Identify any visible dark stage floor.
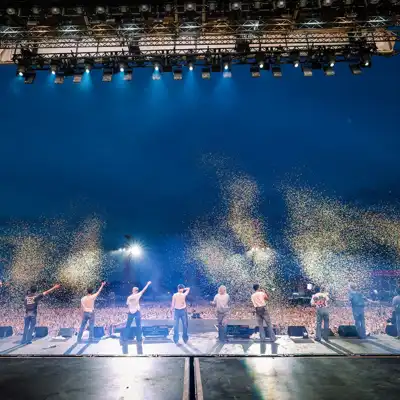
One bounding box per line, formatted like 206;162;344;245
0;356;399;400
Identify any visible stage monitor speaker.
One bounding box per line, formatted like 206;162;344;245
226;325;253;339
58;328;75;338
338;325;358;337
385;325;398;337
93;326;105;338
142;325;172;338
34;327;48;338
0;326;13;338
288;326;308;338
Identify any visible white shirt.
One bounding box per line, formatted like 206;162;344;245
127;293;142;314
172;292;188;310
251;291;267;308
81;294;98;312
214;293;230;312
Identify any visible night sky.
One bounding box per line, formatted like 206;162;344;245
0;57;399;256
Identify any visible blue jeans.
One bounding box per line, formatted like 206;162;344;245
352;307;366;339
77;312;95;341
173;308;188;343
316;307;329;340
22;315;36;343
217;311;228;341
396;311;400;337
124;311;142;342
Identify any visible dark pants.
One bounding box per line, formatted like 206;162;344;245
173;308;189;343
396;311;400;337
124;311;142;342
352;307;366;339
217;311;228;342
255;307;276;341
77;311;95;341
316;307;329;340
22;315;36;344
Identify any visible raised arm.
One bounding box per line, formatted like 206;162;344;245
93;281;106;298
139;281;152;296
43;283;61;296
184;287;190;296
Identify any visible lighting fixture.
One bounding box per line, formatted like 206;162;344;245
202;67;211;79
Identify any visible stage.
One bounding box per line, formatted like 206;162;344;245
0;320;399;399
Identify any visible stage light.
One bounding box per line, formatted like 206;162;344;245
323;66;335;76
24;72;36;84
272;66;282;78
258;61;264;69
188;63;194;71
185;2;196;11
165;3;172;12
119;62;127;72
250;65;260;78
55;73;65;84
300;0;308;6
223;62;230;71
50;61;58;75
51;7;61;15
275;0;286;8
223;69;232;78
96;6;106;14
173;68;183;80
322;0;332;6
361;53;371;67
152;72;161;80
6;8;16;15
302;65;313;77
139;4;150;12
73;71;83;83
202;67;211;79
254;1;261;8
124;69;133;81
154;63;160;72
84;61;93;73
16;65;26;77
208;1;217;11
349;64;362;75
75;7;83;14
32;7;41;14
327;53;335;67
231;2;242;11
102;68;113;82
127;244;143;258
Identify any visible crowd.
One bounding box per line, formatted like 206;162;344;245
0;299;392;337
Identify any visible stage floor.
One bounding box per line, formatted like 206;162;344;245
0;356;399;400
0;331;400;356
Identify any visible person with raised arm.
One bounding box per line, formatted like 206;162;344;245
251;284;276;342
171;284;190;344
311;287;330;342
123;281;151;343
22;283;61;344
77;281;105;343
211;285;230;342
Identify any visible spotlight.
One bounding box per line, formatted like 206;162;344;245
16;65;26;77
6;8;16;15
165;4;172;12
50;61;58;75
202;67;211;79
127;243;143;258
231;2;242;11
323;66;335;76
84;60;93;73
188;62;194;71
96;6;106;14
275;0;286;8
73;71;83;83
102;68;113;82
327;53;335;68
55;72;65;84
75;7;83;14
152;72;161;80
208;1;217;11
272;66;282;78
291;51;300;68
119;62;127;72
258;61;264;69
185;2;196;11
32;7;41;14
300;0;308;6
139;4;150;12
322;0;332;6
173;68;183;80
361;53;371;67
254;1;261;8
154;64;160;72
51;7;61;15
302;65;313;77
349;64;362;75
24;72;36;84
223;69;232;78
223;62;230;71
124;69;133;81
250;65;260;78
